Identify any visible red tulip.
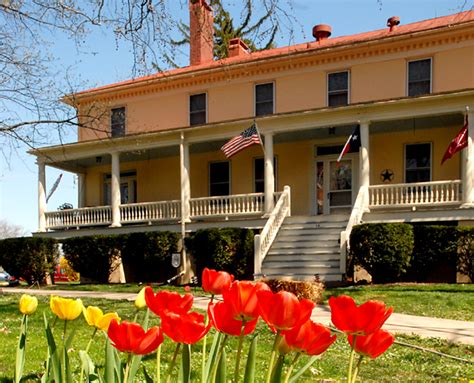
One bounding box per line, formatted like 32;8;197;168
208;301;258;336
257;290;315;331
145;287;193;317
281;320;337;356
348;329;395;359
161;311;211;344
222;280;271;321
107;319;163;355
202;268;234;295
329;295;393;335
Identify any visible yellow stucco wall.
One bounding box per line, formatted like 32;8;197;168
433;46;474;93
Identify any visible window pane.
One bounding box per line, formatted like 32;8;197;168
255;83;274;116
405;143;431;183
111;107;126;137
190;111;206;126
328;93;348;107
210;162;230;196
408;59;431;96
408;81;431;97
190;93;206;111
328;72;348;92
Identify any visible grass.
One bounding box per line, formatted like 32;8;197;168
324;283;474;321
0;294;473;382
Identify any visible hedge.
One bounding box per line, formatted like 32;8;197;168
0;237;58;285
185;228;255;281
61;232;180;283
350;223;414;283
457;227;474;282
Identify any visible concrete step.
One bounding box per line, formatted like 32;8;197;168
271;240;339;249
281;222;346;230
264;253;340;262
261;272;342;282
276;232;340;241
263;260;340;269
285;215;349;223
268;248;339;256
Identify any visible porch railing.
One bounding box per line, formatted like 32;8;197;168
120;200;181;224
190;193;265;218
254;186;291;277
45;206;112;229
369;180;462;208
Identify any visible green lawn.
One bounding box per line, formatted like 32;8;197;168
0;294;473;382
324;283;474;321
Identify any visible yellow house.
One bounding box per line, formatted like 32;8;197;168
32;2;474;282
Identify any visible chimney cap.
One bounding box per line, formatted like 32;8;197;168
387;16;401;29
190;0;212;12
312;24;332;41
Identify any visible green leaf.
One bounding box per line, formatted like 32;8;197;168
270;355;285;383
181;344;191;383
289;356;319;383
15;315;27;383
243;335;258;383
63;346;73;383
43;313;62;383
216;349;227;383
105;337;122;383
205;331;222;382
142;365;154;383
79;350;102;383
128;309;150;381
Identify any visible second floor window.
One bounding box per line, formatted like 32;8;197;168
111;107;126;137
328;71;349;106
408;58;432;97
209;161;230;196
405;143;431;183
190;93;207;126
255;82;274;116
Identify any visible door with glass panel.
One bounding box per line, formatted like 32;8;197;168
316;158;354;215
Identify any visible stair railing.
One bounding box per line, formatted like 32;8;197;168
254;185;291;278
340;186;368;274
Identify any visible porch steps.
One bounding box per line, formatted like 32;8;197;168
261;215;348;282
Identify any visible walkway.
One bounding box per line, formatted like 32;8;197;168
3;287;474;345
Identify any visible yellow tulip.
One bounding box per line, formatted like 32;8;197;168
134;287;147;309
83;306;120;331
50;296;83;321
19;294;38;315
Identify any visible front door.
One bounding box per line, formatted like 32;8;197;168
315;157;355;215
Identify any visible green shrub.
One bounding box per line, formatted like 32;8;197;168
409;225;459;282
120;232;179;282
62;235;123;283
185;228;255;281
0;237;58;284
457;227;474;282
350;223;414;283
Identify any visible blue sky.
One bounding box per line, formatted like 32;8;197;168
0;0;470;234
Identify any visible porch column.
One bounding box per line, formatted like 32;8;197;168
462;108;474;206
110;152;121;227
180;132;191;222
77;173;86;208
359;121;370;210
264;133;275;214
37;159;47;232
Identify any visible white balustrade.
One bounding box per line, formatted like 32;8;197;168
45;206;112;229
369;180;462;208
190;193;265;218
120;200;181;223
254;186;291;277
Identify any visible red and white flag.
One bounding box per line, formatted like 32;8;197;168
221;124;261;158
441;117;468;165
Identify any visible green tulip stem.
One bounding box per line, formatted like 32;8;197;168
201;297;212;383
156;344;161;383
347;335;357;383
63;320;68;341
283;352;302;383
133;310;139;323
123;354;132;383
265;331;282;383
233;321;246;383
351;355;364;383
85;328;98;353
165;343;181;383
210;334;229;383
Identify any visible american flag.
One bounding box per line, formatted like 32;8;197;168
221;124;261;158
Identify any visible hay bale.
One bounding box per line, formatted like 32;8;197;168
262;278;324;303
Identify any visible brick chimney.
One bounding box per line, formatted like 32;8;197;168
228;38;250;58
189;0;214;66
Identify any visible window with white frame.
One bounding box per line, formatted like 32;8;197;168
189;93;207;126
209;161;230;196
327;71;349;106
253;157;277;193
255;82;274;116
405;143;431;183
408;58;432;97
103;171;137;205
111;107;126;137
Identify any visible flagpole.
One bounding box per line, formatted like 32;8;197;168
254;120;266;157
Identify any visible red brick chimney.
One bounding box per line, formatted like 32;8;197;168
228;38;250;58
189;0;214;66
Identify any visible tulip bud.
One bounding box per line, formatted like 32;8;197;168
135;287;147;309
19;294;38;315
